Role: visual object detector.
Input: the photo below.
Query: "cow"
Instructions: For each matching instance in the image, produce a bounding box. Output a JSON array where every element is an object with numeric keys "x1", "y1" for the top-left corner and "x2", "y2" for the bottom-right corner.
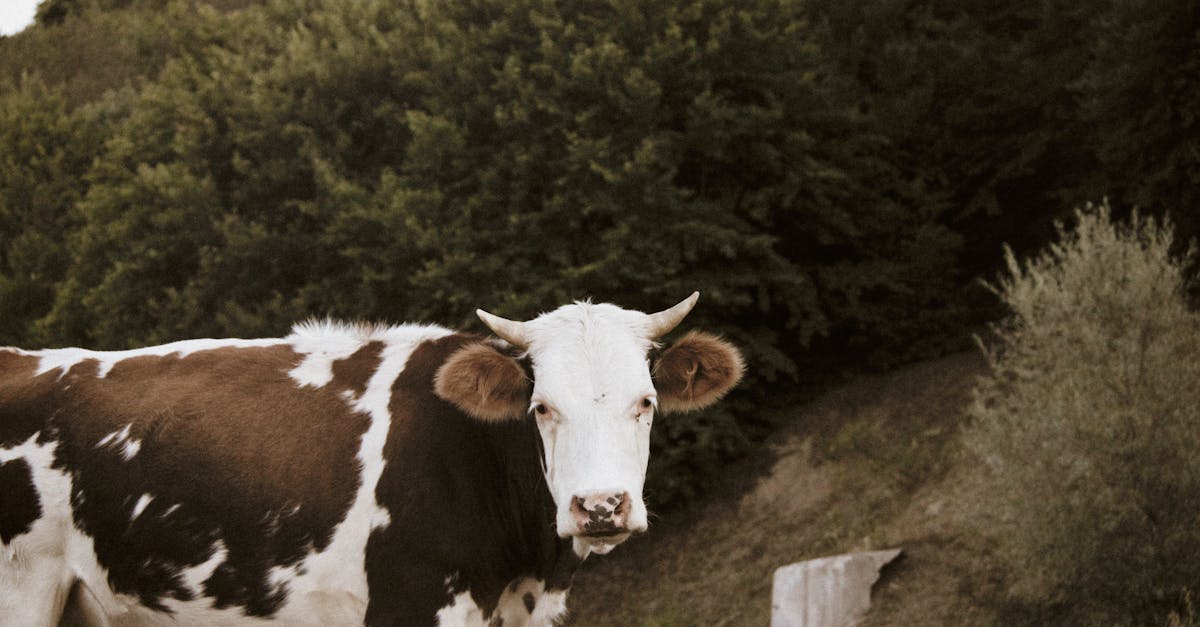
[{"x1": 0, "y1": 293, "x2": 744, "y2": 626}]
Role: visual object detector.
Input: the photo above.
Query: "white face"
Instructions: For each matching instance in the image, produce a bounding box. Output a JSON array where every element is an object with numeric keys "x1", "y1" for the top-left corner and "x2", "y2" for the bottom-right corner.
[{"x1": 523, "y1": 303, "x2": 657, "y2": 555}]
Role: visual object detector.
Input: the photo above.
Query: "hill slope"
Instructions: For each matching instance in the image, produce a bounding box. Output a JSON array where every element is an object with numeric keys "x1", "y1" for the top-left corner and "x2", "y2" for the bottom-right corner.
[{"x1": 566, "y1": 351, "x2": 996, "y2": 626}]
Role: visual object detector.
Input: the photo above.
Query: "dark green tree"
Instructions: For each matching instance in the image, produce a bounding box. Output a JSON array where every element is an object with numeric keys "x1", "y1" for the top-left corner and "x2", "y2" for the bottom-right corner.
[
  {"x1": 0, "y1": 80, "x2": 112, "y2": 345},
  {"x1": 40, "y1": 1, "x2": 421, "y2": 346},
  {"x1": 1074, "y1": 0, "x2": 1200, "y2": 243},
  {"x1": 810, "y1": 0, "x2": 1098, "y2": 272}
]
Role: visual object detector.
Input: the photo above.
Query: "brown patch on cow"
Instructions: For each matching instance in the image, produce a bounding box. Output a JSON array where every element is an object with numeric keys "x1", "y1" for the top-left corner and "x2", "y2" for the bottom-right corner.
[
  {"x1": 433, "y1": 342, "x2": 530, "y2": 422},
  {"x1": 33, "y1": 344, "x2": 372, "y2": 615},
  {"x1": 545, "y1": 545, "x2": 584, "y2": 592},
  {"x1": 0, "y1": 458, "x2": 41, "y2": 544},
  {"x1": 653, "y1": 331, "x2": 745, "y2": 414},
  {"x1": 0, "y1": 351, "x2": 63, "y2": 447},
  {"x1": 331, "y1": 341, "x2": 385, "y2": 397},
  {"x1": 523, "y1": 591, "x2": 536, "y2": 614},
  {"x1": 367, "y1": 334, "x2": 571, "y2": 625}
]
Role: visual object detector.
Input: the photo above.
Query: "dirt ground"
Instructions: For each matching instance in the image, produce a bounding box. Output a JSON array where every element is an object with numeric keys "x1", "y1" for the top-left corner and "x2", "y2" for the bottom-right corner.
[{"x1": 565, "y1": 352, "x2": 997, "y2": 626}]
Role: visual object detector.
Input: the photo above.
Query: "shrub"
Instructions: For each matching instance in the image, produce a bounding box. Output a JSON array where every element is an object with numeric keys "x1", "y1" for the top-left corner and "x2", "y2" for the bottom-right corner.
[{"x1": 966, "y1": 202, "x2": 1200, "y2": 623}]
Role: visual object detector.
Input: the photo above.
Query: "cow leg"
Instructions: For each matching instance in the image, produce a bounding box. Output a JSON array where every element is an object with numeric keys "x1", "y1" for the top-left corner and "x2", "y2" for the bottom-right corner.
[
  {"x1": 59, "y1": 578, "x2": 113, "y2": 627},
  {"x1": 0, "y1": 549, "x2": 73, "y2": 626},
  {"x1": 1, "y1": 448, "x2": 77, "y2": 626}
]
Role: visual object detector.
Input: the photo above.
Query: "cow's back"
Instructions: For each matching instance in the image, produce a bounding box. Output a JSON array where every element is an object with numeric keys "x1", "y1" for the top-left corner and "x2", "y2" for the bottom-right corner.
[
  {"x1": 0, "y1": 326, "x2": 446, "y2": 625},
  {"x1": 0, "y1": 349, "x2": 61, "y2": 449}
]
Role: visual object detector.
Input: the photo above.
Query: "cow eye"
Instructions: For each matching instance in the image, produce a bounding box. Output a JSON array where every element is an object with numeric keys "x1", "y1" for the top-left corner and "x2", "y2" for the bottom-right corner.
[
  {"x1": 640, "y1": 397, "x2": 655, "y2": 411},
  {"x1": 532, "y1": 403, "x2": 549, "y2": 417}
]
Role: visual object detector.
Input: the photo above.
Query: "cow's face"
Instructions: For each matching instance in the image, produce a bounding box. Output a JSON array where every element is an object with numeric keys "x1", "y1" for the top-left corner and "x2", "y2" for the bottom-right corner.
[{"x1": 434, "y1": 293, "x2": 744, "y2": 556}]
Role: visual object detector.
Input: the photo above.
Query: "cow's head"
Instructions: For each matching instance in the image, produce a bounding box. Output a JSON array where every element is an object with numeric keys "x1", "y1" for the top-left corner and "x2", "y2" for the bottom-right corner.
[{"x1": 434, "y1": 293, "x2": 744, "y2": 556}]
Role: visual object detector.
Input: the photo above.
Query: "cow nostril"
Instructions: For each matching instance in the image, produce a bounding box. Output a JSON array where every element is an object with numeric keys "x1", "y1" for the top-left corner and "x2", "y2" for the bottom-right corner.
[{"x1": 614, "y1": 492, "x2": 631, "y2": 517}]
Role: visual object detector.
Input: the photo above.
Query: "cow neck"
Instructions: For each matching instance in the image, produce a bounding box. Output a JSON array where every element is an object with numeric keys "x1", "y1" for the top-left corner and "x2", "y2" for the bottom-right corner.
[
  {"x1": 461, "y1": 359, "x2": 584, "y2": 600},
  {"x1": 369, "y1": 333, "x2": 577, "y2": 622}
]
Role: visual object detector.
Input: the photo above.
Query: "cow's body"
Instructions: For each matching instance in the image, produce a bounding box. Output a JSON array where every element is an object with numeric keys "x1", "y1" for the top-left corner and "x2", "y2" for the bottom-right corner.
[
  {"x1": 1, "y1": 324, "x2": 573, "y2": 626},
  {"x1": 0, "y1": 297, "x2": 743, "y2": 626}
]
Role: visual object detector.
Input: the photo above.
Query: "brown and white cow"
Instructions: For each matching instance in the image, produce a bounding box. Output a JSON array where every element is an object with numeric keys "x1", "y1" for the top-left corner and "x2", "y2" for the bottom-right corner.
[{"x1": 0, "y1": 293, "x2": 743, "y2": 626}]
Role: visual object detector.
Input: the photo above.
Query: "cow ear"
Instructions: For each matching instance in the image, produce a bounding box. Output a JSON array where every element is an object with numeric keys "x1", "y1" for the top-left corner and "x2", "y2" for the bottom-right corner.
[
  {"x1": 652, "y1": 331, "x2": 745, "y2": 414},
  {"x1": 435, "y1": 343, "x2": 531, "y2": 422}
]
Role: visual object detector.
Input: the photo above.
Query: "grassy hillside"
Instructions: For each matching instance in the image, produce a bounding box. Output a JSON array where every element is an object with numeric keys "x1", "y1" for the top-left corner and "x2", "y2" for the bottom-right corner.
[
  {"x1": 569, "y1": 206, "x2": 1200, "y2": 626},
  {"x1": 566, "y1": 351, "x2": 993, "y2": 626}
]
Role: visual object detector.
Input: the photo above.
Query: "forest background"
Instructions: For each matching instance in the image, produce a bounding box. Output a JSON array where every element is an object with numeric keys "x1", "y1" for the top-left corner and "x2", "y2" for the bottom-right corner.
[{"x1": 1, "y1": 0, "x2": 1197, "y2": 514}]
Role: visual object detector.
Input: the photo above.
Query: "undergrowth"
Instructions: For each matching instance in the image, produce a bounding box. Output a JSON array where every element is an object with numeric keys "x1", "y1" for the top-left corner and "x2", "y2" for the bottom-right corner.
[{"x1": 966, "y1": 202, "x2": 1200, "y2": 624}]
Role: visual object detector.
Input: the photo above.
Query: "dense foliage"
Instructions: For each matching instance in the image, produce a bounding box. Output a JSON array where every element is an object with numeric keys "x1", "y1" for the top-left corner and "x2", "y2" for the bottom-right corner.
[
  {"x1": 811, "y1": 0, "x2": 1200, "y2": 269},
  {"x1": 966, "y1": 205, "x2": 1200, "y2": 623},
  {"x1": 1, "y1": 0, "x2": 1196, "y2": 510}
]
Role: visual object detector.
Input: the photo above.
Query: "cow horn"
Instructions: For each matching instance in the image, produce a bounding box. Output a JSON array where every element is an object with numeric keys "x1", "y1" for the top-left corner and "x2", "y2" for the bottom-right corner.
[
  {"x1": 646, "y1": 292, "x2": 700, "y2": 339},
  {"x1": 477, "y1": 309, "x2": 530, "y2": 348}
]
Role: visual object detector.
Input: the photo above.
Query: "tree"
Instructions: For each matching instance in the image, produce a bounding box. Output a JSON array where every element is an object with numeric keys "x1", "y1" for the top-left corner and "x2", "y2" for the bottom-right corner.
[
  {"x1": 1074, "y1": 0, "x2": 1200, "y2": 245},
  {"x1": 0, "y1": 80, "x2": 110, "y2": 345}
]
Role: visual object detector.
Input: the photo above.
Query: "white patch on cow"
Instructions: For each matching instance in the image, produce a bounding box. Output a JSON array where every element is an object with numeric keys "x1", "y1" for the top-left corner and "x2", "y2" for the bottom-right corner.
[
  {"x1": 436, "y1": 590, "x2": 486, "y2": 626},
  {"x1": 162, "y1": 503, "x2": 181, "y2": 517},
  {"x1": 35, "y1": 338, "x2": 290, "y2": 379},
  {"x1": 121, "y1": 438, "x2": 141, "y2": 460},
  {"x1": 150, "y1": 537, "x2": 314, "y2": 626},
  {"x1": 95, "y1": 424, "x2": 130, "y2": 448},
  {"x1": 268, "y1": 562, "x2": 302, "y2": 591},
  {"x1": 0, "y1": 437, "x2": 68, "y2": 622},
  {"x1": 475, "y1": 578, "x2": 568, "y2": 627},
  {"x1": 180, "y1": 539, "x2": 228, "y2": 596},
  {"x1": 572, "y1": 538, "x2": 593, "y2": 559},
  {"x1": 0, "y1": 435, "x2": 135, "y2": 623},
  {"x1": 495, "y1": 578, "x2": 538, "y2": 627},
  {"x1": 286, "y1": 320, "x2": 374, "y2": 388},
  {"x1": 131, "y1": 494, "x2": 153, "y2": 520},
  {"x1": 95, "y1": 424, "x2": 142, "y2": 460},
  {"x1": 33, "y1": 347, "x2": 96, "y2": 379},
  {"x1": 532, "y1": 589, "x2": 569, "y2": 626},
  {"x1": 260, "y1": 323, "x2": 454, "y2": 625},
  {"x1": 1, "y1": 438, "x2": 269, "y2": 627}
]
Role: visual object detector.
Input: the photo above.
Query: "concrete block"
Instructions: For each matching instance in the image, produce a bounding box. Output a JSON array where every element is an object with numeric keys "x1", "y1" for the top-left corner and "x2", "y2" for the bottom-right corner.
[{"x1": 771, "y1": 548, "x2": 902, "y2": 627}]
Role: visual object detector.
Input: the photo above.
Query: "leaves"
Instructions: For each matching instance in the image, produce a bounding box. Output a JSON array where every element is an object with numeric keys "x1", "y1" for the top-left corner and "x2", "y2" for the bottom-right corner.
[{"x1": 967, "y1": 203, "x2": 1200, "y2": 622}]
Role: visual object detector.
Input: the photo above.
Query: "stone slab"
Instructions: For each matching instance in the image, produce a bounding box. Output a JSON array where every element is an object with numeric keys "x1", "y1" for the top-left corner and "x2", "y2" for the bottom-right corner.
[{"x1": 771, "y1": 548, "x2": 903, "y2": 627}]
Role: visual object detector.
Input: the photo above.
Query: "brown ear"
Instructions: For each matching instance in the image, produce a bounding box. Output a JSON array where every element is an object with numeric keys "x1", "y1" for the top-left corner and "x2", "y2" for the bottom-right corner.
[
  {"x1": 652, "y1": 331, "x2": 745, "y2": 414},
  {"x1": 434, "y1": 343, "x2": 530, "y2": 422}
]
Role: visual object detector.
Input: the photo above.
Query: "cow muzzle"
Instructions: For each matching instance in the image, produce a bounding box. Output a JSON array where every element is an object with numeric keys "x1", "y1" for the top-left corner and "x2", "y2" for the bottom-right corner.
[{"x1": 567, "y1": 490, "x2": 643, "y2": 554}]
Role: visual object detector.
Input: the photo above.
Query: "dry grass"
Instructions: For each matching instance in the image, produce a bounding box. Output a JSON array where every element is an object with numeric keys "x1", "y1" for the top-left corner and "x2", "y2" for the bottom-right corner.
[{"x1": 566, "y1": 351, "x2": 994, "y2": 626}]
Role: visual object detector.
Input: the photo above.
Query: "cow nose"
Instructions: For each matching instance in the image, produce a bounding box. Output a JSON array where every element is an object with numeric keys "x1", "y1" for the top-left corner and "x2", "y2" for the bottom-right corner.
[{"x1": 570, "y1": 491, "x2": 631, "y2": 534}]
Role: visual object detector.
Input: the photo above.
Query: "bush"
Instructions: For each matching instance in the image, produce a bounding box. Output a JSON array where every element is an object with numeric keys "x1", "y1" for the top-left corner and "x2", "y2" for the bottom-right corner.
[{"x1": 966, "y1": 202, "x2": 1200, "y2": 623}]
